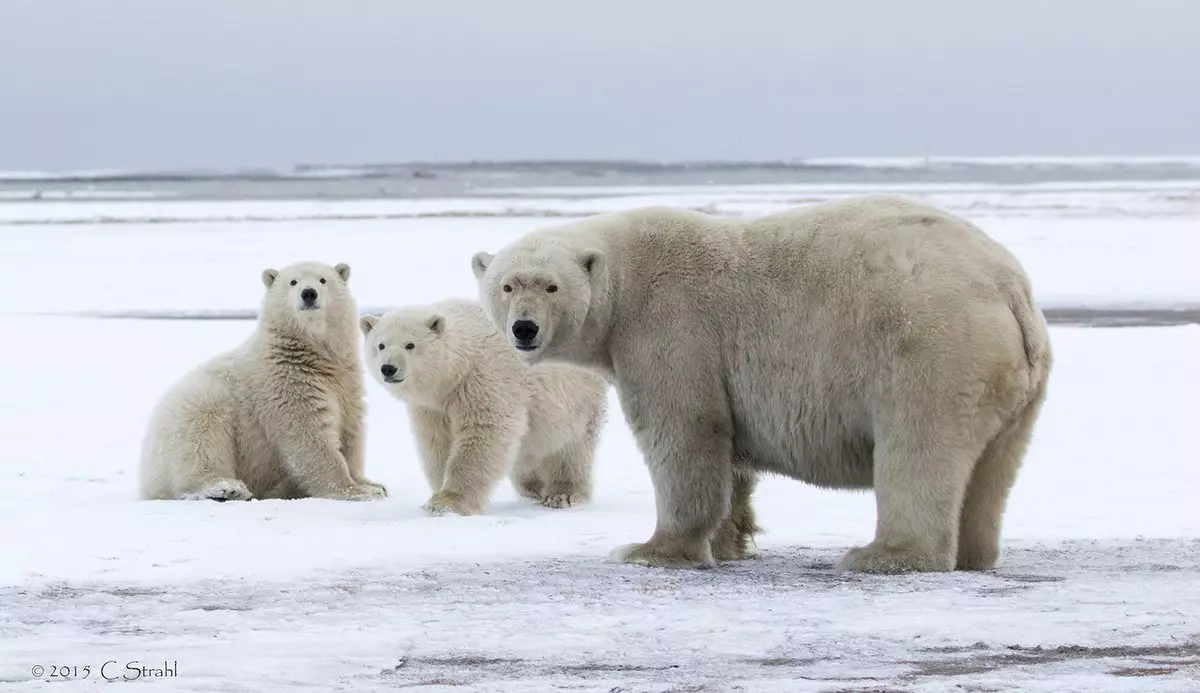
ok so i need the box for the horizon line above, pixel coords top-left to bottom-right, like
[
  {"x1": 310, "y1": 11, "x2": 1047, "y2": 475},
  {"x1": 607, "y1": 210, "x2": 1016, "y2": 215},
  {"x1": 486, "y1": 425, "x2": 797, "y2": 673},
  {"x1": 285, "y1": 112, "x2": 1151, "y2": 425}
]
[{"x1": 6, "y1": 154, "x2": 1200, "y2": 182}]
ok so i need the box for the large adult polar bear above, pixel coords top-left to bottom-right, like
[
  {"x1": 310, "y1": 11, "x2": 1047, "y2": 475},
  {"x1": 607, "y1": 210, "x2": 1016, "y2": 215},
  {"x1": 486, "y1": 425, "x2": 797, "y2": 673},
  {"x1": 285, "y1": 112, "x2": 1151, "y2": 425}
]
[
  {"x1": 471, "y1": 195, "x2": 1052, "y2": 573},
  {"x1": 139, "y1": 261, "x2": 387, "y2": 502}
]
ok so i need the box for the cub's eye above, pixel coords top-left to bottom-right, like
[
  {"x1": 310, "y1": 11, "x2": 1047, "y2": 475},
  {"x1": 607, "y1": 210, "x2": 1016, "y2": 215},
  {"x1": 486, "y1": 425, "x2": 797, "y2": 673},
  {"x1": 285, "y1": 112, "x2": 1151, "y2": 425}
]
[
  {"x1": 319, "y1": 278, "x2": 326, "y2": 284},
  {"x1": 502, "y1": 284, "x2": 512, "y2": 293},
  {"x1": 290, "y1": 279, "x2": 297, "y2": 286},
  {"x1": 546, "y1": 284, "x2": 558, "y2": 293},
  {"x1": 404, "y1": 343, "x2": 415, "y2": 350},
  {"x1": 377, "y1": 344, "x2": 385, "y2": 351}
]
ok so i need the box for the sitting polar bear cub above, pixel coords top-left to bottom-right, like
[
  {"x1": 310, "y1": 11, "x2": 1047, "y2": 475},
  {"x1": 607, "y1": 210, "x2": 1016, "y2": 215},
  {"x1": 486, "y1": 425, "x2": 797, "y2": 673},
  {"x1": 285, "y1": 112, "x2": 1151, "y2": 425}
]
[
  {"x1": 139, "y1": 261, "x2": 386, "y2": 501},
  {"x1": 472, "y1": 195, "x2": 1052, "y2": 573},
  {"x1": 360, "y1": 299, "x2": 608, "y2": 516}
]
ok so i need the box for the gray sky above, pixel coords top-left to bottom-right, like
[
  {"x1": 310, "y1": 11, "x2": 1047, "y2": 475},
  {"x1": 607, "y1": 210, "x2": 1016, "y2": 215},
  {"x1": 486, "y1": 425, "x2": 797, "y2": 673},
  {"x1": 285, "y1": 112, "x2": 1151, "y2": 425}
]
[{"x1": 2, "y1": 0, "x2": 1197, "y2": 170}]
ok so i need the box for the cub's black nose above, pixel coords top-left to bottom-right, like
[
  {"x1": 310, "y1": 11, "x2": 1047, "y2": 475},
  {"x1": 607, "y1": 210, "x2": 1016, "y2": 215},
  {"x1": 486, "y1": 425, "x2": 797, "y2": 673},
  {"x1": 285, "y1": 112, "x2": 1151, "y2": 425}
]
[
  {"x1": 301, "y1": 287, "x2": 318, "y2": 303},
  {"x1": 512, "y1": 320, "x2": 539, "y2": 342},
  {"x1": 380, "y1": 364, "x2": 397, "y2": 378}
]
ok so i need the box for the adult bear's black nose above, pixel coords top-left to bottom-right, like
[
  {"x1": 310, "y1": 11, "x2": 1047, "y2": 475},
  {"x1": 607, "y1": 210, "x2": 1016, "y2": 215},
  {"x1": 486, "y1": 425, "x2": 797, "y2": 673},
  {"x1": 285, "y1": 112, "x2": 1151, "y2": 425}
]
[
  {"x1": 380, "y1": 364, "x2": 397, "y2": 378},
  {"x1": 301, "y1": 287, "x2": 318, "y2": 303},
  {"x1": 512, "y1": 320, "x2": 539, "y2": 342}
]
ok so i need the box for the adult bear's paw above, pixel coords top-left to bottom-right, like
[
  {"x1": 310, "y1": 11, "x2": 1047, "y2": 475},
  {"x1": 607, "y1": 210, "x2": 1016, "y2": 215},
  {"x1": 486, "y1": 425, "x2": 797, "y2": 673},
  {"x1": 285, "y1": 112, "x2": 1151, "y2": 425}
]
[
  {"x1": 608, "y1": 540, "x2": 716, "y2": 569},
  {"x1": 837, "y1": 541, "x2": 954, "y2": 574}
]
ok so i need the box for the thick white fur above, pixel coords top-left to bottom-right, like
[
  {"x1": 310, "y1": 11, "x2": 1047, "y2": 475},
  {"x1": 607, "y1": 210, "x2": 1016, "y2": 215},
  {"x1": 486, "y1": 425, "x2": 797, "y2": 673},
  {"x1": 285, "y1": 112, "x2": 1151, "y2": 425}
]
[
  {"x1": 139, "y1": 261, "x2": 386, "y2": 501},
  {"x1": 471, "y1": 195, "x2": 1052, "y2": 573},
  {"x1": 360, "y1": 299, "x2": 608, "y2": 516}
]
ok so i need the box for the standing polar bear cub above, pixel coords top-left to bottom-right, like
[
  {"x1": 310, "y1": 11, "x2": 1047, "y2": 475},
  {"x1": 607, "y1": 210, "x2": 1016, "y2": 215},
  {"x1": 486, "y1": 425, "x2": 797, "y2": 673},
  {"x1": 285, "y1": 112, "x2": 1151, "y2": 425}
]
[
  {"x1": 360, "y1": 299, "x2": 607, "y2": 516},
  {"x1": 472, "y1": 195, "x2": 1052, "y2": 573},
  {"x1": 139, "y1": 261, "x2": 386, "y2": 501}
]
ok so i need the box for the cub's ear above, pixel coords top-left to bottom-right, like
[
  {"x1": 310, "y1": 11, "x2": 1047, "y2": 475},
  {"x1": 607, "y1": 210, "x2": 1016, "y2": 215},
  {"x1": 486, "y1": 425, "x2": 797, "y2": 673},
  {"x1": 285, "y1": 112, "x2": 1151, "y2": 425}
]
[
  {"x1": 261, "y1": 269, "x2": 279, "y2": 288},
  {"x1": 471, "y1": 251, "x2": 494, "y2": 280},
  {"x1": 580, "y1": 249, "x2": 606, "y2": 281},
  {"x1": 359, "y1": 314, "x2": 379, "y2": 336},
  {"x1": 426, "y1": 314, "x2": 445, "y2": 335},
  {"x1": 335, "y1": 263, "x2": 351, "y2": 282}
]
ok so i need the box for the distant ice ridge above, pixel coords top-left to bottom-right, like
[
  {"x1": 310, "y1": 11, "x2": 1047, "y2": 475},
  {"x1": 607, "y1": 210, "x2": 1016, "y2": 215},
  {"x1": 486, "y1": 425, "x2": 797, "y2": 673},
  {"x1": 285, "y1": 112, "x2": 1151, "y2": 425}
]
[
  {"x1": 795, "y1": 154, "x2": 1200, "y2": 169},
  {"x1": 1, "y1": 180, "x2": 1198, "y2": 224},
  {"x1": 0, "y1": 190, "x2": 174, "y2": 201},
  {"x1": 5, "y1": 155, "x2": 1200, "y2": 183}
]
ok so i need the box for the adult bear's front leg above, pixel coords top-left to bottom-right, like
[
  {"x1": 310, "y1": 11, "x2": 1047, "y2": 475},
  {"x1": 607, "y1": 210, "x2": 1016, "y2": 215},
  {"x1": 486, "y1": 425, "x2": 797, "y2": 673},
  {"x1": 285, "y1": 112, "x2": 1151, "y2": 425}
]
[{"x1": 609, "y1": 372, "x2": 735, "y2": 569}]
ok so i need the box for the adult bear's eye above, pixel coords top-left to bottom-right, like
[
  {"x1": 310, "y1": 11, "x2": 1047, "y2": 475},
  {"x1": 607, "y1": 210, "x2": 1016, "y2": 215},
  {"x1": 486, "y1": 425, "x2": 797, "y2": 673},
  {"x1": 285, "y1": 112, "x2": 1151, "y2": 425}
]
[
  {"x1": 405, "y1": 343, "x2": 415, "y2": 350},
  {"x1": 378, "y1": 343, "x2": 385, "y2": 351},
  {"x1": 290, "y1": 279, "x2": 297, "y2": 286},
  {"x1": 503, "y1": 284, "x2": 512, "y2": 293},
  {"x1": 546, "y1": 284, "x2": 558, "y2": 293},
  {"x1": 319, "y1": 278, "x2": 326, "y2": 284}
]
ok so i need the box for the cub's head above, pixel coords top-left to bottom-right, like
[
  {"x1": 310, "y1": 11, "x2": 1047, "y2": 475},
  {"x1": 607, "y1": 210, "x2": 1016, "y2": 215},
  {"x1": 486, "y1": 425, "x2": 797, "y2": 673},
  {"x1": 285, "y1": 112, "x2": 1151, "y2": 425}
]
[
  {"x1": 471, "y1": 236, "x2": 607, "y2": 365},
  {"x1": 259, "y1": 261, "x2": 355, "y2": 340},
  {"x1": 359, "y1": 308, "x2": 450, "y2": 399}
]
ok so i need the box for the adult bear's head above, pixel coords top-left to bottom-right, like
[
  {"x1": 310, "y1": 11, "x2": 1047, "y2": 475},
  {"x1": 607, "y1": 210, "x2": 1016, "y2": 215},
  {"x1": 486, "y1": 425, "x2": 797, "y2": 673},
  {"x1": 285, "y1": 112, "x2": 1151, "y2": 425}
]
[{"x1": 471, "y1": 232, "x2": 608, "y2": 367}]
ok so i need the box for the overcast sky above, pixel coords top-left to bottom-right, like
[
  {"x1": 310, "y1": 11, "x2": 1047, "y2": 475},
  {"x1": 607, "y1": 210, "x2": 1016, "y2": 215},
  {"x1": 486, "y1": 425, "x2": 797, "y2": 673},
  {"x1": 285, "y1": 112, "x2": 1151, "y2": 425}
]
[{"x1": 1, "y1": 0, "x2": 1197, "y2": 170}]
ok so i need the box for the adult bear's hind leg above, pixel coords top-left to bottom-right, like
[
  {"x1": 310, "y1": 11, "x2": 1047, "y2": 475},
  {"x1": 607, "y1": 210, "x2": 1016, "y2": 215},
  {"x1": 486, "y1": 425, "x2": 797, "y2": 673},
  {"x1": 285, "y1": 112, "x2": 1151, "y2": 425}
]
[
  {"x1": 838, "y1": 413, "x2": 988, "y2": 574},
  {"x1": 172, "y1": 399, "x2": 251, "y2": 502},
  {"x1": 710, "y1": 466, "x2": 761, "y2": 561},
  {"x1": 956, "y1": 386, "x2": 1046, "y2": 570}
]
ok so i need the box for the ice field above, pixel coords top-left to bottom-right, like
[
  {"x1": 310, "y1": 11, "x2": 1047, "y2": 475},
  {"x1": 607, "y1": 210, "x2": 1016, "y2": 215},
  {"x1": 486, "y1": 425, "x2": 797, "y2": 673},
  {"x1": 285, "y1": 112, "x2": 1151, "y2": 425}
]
[{"x1": 1, "y1": 181, "x2": 1198, "y2": 691}]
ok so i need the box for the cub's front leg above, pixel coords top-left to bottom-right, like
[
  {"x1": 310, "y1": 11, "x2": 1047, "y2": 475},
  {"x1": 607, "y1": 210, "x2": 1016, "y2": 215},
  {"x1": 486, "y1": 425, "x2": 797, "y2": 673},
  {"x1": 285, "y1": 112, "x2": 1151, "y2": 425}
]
[
  {"x1": 424, "y1": 406, "x2": 523, "y2": 516},
  {"x1": 408, "y1": 405, "x2": 453, "y2": 495},
  {"x1": 340, "y1": 389, "x2": 386, "y2": 495},
  {"x1": 264, "y1": 395, "x2": 383, "y2": 501}
]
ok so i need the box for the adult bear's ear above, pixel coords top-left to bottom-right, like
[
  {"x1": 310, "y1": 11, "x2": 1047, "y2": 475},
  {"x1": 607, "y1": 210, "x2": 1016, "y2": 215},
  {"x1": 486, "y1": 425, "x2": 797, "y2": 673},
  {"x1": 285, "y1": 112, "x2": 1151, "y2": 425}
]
[
  {"x1": 426, "y1": 314, "x2": 445, "y2": 335},
  {"x1": 359, "y1": 314, "x2": 378, "y2": 336},
  {"x1": 335, "y1": 263, "x2": 351, "y2": 282},
  {"x1": 580, "y1": 249, "x2": 606, "y2": 282},
  {"x1": 471, "y1": 251, "x2": 493, "y2": 279},
  {"x1": 262, "y1": 268, "x2": 278, "y2": 288}
]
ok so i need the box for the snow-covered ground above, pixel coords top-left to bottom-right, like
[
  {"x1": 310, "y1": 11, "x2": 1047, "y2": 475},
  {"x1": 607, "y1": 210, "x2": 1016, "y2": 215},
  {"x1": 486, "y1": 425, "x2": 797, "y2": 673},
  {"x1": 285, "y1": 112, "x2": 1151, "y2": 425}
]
[
  {"x1": 1, "y1": 188, "x2": 1198, "y2": 691},
  {"x1": 2, "y1": 181, "x2": 1199, "y2": 316}
]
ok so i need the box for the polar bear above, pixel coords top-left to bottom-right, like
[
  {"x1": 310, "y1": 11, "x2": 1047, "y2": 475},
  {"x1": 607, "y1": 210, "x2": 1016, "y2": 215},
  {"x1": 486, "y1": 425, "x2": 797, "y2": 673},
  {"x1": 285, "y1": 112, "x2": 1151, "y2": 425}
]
[
  {"x1": 360, "y1": 299, "x2": 608, "y2": 516},
  {"x1": 471, "y1": 195, "x2": 1053, "y2": 573},
  {"x1": 138, "y1": 261, "x2": 387, "y2": 502}
]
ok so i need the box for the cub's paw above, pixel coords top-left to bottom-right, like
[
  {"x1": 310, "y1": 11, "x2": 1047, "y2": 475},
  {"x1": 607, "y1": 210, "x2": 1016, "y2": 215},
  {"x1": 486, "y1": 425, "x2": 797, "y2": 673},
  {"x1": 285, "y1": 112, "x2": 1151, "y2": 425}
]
[
  {"x1": 837, "y1": 542, "x2": 954, "y2": 574},
  {"x1": 513, "y1": 476, "x2": 543, "y2": 501},
  {"x1": 608, "y1": 540, "x2": 716, "y2": 569},
  {"x1": 349, "y1": 483, "x2": 387, "y2": 501},
  {"x1": 422, "y1": 491, "x2": 484, "y2": 516},
  {"x1": 539, "y1": 492, "x2": 588, "y2": 509},
  {"x1": 183, "y1": 479, "x2": 253, "y2": 502},
  {"x1": 355, "y1": 479, "x2": 388, "y2": 496},
  {"x1": 328, "y1": 483, "x2": 387, "y2": 501}
]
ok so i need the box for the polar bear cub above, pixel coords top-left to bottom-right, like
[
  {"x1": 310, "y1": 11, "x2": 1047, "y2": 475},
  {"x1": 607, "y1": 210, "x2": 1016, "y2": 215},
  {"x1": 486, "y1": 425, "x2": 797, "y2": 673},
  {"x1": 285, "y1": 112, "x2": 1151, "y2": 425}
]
[
  {"x1": 139, "y1": 261, "x2": 386, "y2": 501},
  {"x1": 360, "y1": 299, "x2": 608, "y2": 516}
]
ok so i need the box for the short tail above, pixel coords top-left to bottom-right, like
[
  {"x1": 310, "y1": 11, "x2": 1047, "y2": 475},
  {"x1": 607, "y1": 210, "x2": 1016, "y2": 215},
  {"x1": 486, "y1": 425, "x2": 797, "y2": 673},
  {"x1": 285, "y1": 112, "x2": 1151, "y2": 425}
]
[{"x1": 1009, "y1": 283, "x2": 1053, "y2": 397}]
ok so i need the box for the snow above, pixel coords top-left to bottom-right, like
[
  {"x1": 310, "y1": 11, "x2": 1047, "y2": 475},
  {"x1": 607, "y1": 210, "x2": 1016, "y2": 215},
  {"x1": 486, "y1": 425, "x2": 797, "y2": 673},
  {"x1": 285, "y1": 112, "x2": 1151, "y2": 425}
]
[
  {"x1": 1, "y1": 217, "x2": 1199, "y2": 317},
  {"x1": 4, "y1": 180, "x2": 1200, "y2": 225},
  {"x1": 1, "y1": 188, "x2": 1198, "y2": 691}
]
